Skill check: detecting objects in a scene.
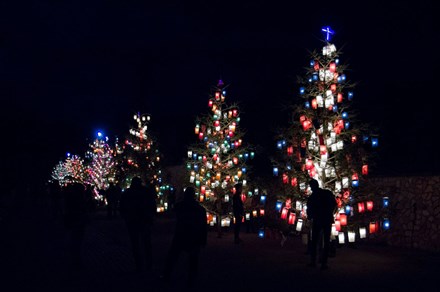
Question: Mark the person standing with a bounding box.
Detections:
[161,186,207,288]
[306,178,337,270]
[232,183,244,244]
[119,177,157,272]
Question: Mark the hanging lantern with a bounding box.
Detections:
[296,219,303,231]
[371,137,379,148]
[215,92,220,100]
[287,146,293,156]
[338,232,345,244]
[273,167,279,176]
[383,197,389,207]
[245,213,250,221]
[348,231,356,242]
[335,220,341,231]
[281,208,288,219]
[382,218,390,230]
[258,229,265,238]
[362,164,369,175]
[252,210,257,217]
[337,93,343,103]
[358,202,365,213]
[369,222,377,233]
[331,224,339,237]
[282,173,288,184]
[366,201,374,211]
[208,100,213,107]
[359,227,367,238]
[275,201,283,212]
[290,177,297,187]
[339,213,347,226]
[288,212,296,225]
[329,62,336,72]
[259,209,265,216]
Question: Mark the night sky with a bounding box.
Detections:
[0,1,437,188]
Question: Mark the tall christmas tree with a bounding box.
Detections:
[271,27,388,245]
[85,131,116,200]
[117,113,163,207]
[186,80,255,237]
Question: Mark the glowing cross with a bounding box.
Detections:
[322,26,334,41]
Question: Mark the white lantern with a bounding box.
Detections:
[342,177,349,188]
[337,140,344,150]
[296,219,303,231]
[335,181,342,192]
[359,227,367,239]
[348,231,356,243]
[331,223,338,237]
[316,95,324,107]
[338,232,345,244]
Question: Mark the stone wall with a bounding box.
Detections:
[370,175,440,252]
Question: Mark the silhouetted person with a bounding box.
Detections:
[306,178,337,270]
[161,186,207,288]
[232,183,244,244]
[63,180,90,269]
[119,177,156,272]
[105,182,121,219]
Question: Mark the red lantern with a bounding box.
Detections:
[288,213,296,225]
[362,165,369,175]
[339,213,347,226]
[313,61,319,71]
[287,146,293,156]
[352,173,359,181]
[351,135,357,143]
[233,157,238,165]
[198,132,204,140]
[282,173,288,184]
[208,100,213,107]
[305,159,314,170]
[302,120,311,131]
[320,145,327,155]
[311,99,318,109]
[369,222,377,233]
[366,201,373,211]
[290,177,297,187]
[335,220,341,231]
[330,84,337,92]
[337,93,343,103]
[215,92,220,100]
[358,202,365,213]
[259,209,265,216]
[233,109,238,117]
[281,208,288,219]
[329,62,336,72]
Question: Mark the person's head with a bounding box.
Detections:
[183,186,196,201]
[234,183,243,195]
[309,179,320,192]
[130,177,142,188]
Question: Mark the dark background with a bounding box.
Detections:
[0,0,437,189]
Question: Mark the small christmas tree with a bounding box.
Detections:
[186,80,255,237]
[85,131,116,200]
[50,153,87,186]
[271,27,387,246]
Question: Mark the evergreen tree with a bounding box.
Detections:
[117,113,163,207]
[186,80,255,237]
[271,27,387,245]
[51,153,87,186]
[85,131,116,200]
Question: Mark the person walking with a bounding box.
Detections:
[306,178,337,270]
[161,186,207,288]
[119,177,157,272]
[232,183,244,244]
[62,180,90,270]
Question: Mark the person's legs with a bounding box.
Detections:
[187,248,200,288]
[162,239,181,281]
[321,223,332,269]
[310,223,322,266]
[234,216,242,243]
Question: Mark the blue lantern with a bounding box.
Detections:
[371,138,379,148]
[383,197,389,207]
[342,112,348,119]
[352,180,359,187]
[273,167,279,176]
[260,195,267,204]
[305,101,310,109]
[275,201,283,212]
[299,87,305,95]
[348,91,354,101]
[383,218,390,230]
[258,229,265,238]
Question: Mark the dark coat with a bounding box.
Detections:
[232,193,244,218]
[172,198,207,250]
[119,184,156,228]
[306,188,337,224]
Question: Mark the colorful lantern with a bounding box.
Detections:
[359,227,367,239]
[348,231,356,242]
[366,201,374,211]
[369,222,377,233]
[339,213,347,226]
[383,197,389,207]
[288,213,296,225]
[358,202,365,213]
[338,232,345,244]
[281,208,288,219]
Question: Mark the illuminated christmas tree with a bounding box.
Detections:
[271,27,388,245]
[50,153,87,186]
[186,80,255,237]
[117,113,163,208]
[85,131,116,200]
